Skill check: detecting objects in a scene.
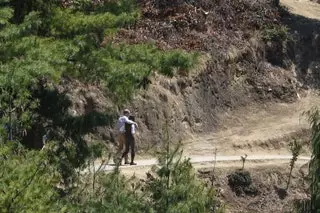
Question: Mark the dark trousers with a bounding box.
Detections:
[122,134,135,163]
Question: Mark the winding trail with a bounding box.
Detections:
[183,92,319,157]
[98,1,320,176]
[94,93,320,176]
[98,155,311,171]
[89,155,311,179]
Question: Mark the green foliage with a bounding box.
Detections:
[304,108,320,212]
[227,170,258,197]
[9,0,59,23]
[80,171,150,213]
[0,0,197,144]
[0,1,200,210]
[52,138,150,213]
[262,25,289,42]
[76,142,223,213]
[67,0,137,14]
[74,43,197,102]
[0,36,70,141]
[158,50,198,77]
[287,139,302,190]
[50,8,139,38]
[228,171,252,188]
[0,132,224,213]
[146,142,221,213]
[0,142,70,213]
[0,6,13,27]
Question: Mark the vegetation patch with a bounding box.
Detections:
[262,25,289,42]
[0,0,197,146]
[227,170,259,197]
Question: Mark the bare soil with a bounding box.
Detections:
[281,0,320,20]
[198,162,310,213]
[112,160,310,213]
[115,0,281,52]
[183,92,320,157]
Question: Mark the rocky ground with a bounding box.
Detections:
[198,162,310,213]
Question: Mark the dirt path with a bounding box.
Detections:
[184,92,320,156]
[280,0,320,20]
[95,93,320,177]
[99,90,319,174]
[93,155,310,178]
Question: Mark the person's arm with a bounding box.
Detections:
[122,116,138,126]
[131,124,136,135]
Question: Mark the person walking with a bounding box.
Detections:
[116,109,137,164]
[121,115,137,165]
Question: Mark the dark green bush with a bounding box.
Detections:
[227,170,258,196]
[0,0,198,143]
[262,25,289,42]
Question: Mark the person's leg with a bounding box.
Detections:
[116,133,126,164]
[122,143,130,164]
[121,134,129,164]
[130,137,136,165]
[122,134,130,164]
[116,133,125,152]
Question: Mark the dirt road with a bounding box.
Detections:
[281,0,320,20]
[92,155,310,179]
[184,92,320,156]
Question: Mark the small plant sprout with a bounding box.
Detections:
[286,139,302,190]
[209,147,218,187]
[241,154,248,170]
[213,147,218,172]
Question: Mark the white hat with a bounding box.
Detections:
[123,109,130,114]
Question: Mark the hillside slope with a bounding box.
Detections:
[116,0,320,150]
[53,0,320,154]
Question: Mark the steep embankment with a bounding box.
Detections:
[125,0,320,151]
[85,1,320,212]
[67,0,320,155]
[183,92,318,156]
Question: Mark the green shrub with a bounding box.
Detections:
[227,170,258,196]
[0,142,71,213]
[145,142,223,213]
[304,108,320,212]
[0,0,198,142]
[262,25,289,42]
[0,131,224,213]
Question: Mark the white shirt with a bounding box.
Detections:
[118,116,135,133]
[131,124,136,134]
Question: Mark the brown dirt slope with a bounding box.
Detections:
[116,0,281,51]
[199,163,309,213]
[65,0,320,154]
